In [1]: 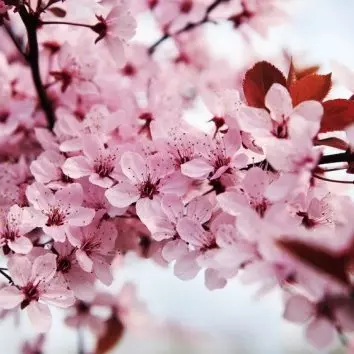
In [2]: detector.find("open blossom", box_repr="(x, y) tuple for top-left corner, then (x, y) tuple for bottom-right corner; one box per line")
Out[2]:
(238, 83), (323, 144)
(62, 134), (121, 188)
(181, 129), (248, 180)
(284, 293), (354, 349)
(69, 217), (118, 285)
(105, 151), (188, 210)
(0, 205), (35, 254)
(92, 1), (137, 67)
(0, 254), (74, 332)
(54, 241), (96, 301)
(26, 182), (95, 242)
(50, 42), (97, 93)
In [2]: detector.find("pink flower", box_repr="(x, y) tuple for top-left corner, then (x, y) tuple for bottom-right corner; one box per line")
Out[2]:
(238, 83), (323, 144)
(62, 135), (121, 188)
(284, 293), (354, 349)
(30, 150), (69, 188)
(69, 218), (118, 285)
(92, 1), (137, 67)
(0, 254), (74, 332)
(26, 182), (95, 242)
(51, 42), (97, 93)
(54, 241), (95, 301)
(0, 205), (35, 255)
(181, 129), (248, 180)
(105, 151), (188, 210)
(65, 299), (106, 335)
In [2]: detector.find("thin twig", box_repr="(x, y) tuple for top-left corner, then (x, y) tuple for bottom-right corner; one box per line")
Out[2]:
(148, 0), (228, 54)
(0, 269), (14, 285)
(313, 174), (354, 184)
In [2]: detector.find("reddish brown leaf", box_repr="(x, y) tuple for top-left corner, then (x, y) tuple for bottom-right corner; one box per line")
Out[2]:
(243, 61), (286, 109)
(95, 316), (125, 354)
(48, 7), (67, 18)
(295, 65), (320, 80)
(289, 73), (332, 106)
(320, 99), (354, 133)
(314, 137), (349, 151)
(287, 60), (296, 88)
(278, 239), (350, 285)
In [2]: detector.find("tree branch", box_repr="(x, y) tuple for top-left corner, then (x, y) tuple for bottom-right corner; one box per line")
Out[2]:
(148, 0), (227, 54)
(18, 6), (56, 130)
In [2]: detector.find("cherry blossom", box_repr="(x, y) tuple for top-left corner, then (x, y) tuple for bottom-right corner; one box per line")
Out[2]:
(92, 1), (137, 67)
(0, 205), (35, 255)
(26, 182), (95, 242)
(0, 254), (74, 332)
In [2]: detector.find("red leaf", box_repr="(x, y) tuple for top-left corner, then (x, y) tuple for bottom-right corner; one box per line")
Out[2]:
(48, 7), (67, 18)
(295, 65), (320, 80)
(95, 316), (125, 354)
(286, 60), (296, 88)
(320, 99), (354, 133)
(277, 239), (350, 286)
(289, 73), (332, 106)
(243, 61), (286, 109)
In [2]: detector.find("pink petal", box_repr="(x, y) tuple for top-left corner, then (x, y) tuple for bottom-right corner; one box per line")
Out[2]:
(66, 207), (95, 227)
(8, 236), (33, 254)
(105, 37), (126, 68)
(27, 302), (52, 333)
(162, 239), (189, 262)
(55, 183), (84, 206)
(176, 217), (210, 248)
(174, 252), (201, 280)
(31, 254), (57, 284)
(0, 286), (23, 309)
(76, 249), (93, 272)
(204, 268), (227, 290)
(237, 106), (272, 132)
(120, 151), (146, 184)
(93, 258), (113, 286)
(161, 195), (184, 223)
(223, 128), (241, 157)
(283, 295), (314, 324)
(62, 156), (92, 179)
(181, 158), (213, 179)
(89, 174), (114, 188)
(305, 317), (335, 349)
(105, 181), (140, 208)
(216, 191), (249, 216)
(186, 196), (213, 224)
(8, 256), (31, 286)
(82, 134), (104, 161)
(293, 100), (323, 123)
(265, 83), (293, 122)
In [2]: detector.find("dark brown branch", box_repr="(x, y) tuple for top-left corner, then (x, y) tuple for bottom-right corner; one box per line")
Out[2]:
(0, 269), (14, 285)
(148, 0), (227, 54)
(18, 6), (56, 129)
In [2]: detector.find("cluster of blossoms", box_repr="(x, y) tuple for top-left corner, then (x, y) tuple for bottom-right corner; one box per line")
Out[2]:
(1, 0), (354, 352)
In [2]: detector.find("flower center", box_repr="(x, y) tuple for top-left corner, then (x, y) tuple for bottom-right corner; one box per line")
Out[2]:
(94, 157), (115, 178)
(180, 0), (193, 13)
(272, 120), (288, 139)
(139, 177), (160, 199)
(122, 63), (136, 76)
(1, 224), (18, 241)
(46, 207), (65, 226)
(57, 257), (72, 273)
(21, 283), (39, 309)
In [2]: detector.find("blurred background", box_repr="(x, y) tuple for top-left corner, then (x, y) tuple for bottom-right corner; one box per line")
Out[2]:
(1, 0), (354, 353)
